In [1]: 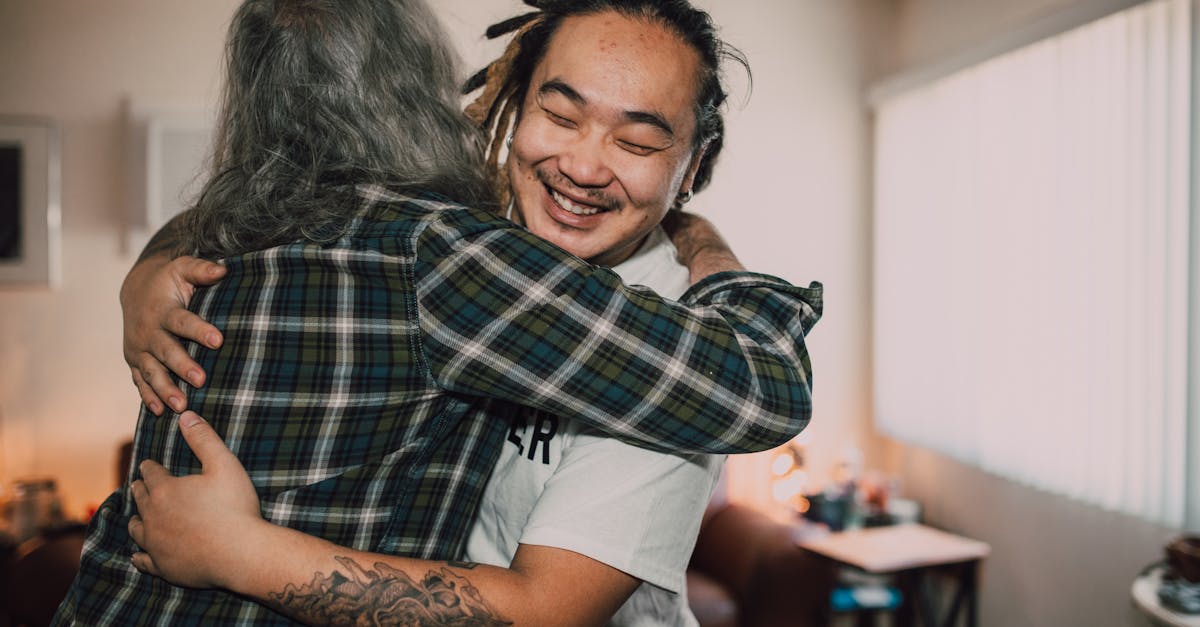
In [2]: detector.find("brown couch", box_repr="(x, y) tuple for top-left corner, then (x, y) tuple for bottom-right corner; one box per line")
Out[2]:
(687, 503), (836, 627)
(0, 523), (86, 627)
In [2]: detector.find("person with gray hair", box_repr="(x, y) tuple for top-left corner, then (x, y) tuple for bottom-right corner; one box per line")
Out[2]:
(57, 0), (821, 625)
(176, 0), (492, 259)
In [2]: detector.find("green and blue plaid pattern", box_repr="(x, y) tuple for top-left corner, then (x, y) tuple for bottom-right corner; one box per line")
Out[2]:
(57, 187), (821, 625)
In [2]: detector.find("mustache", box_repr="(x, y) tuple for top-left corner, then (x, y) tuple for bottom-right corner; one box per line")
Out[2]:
(534, 167), (622, 212)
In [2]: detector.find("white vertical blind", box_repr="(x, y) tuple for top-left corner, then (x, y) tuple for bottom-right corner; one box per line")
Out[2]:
(873, 0), (1190, 527)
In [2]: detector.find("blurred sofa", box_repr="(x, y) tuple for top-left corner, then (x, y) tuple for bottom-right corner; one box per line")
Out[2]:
(687, 503), (835, 627)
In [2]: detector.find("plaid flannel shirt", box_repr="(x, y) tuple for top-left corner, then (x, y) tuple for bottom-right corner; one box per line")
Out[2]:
(57, 186), (822, 625)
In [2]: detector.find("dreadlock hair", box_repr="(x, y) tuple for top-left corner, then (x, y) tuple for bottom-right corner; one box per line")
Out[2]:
(182, 0), (493, 258)
(463, 0), (750, 209)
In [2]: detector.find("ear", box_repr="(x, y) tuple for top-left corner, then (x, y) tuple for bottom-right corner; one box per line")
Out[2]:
(677, 140), (710, 197)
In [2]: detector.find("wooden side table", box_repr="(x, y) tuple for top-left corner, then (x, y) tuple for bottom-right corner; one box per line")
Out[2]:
(798, 523), (991, 627)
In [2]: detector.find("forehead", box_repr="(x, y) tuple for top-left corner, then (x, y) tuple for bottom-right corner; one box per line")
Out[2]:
(534, 12), (702, 133)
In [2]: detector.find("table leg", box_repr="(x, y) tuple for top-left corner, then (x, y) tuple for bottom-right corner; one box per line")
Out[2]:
(895, 570), (918, 627)
(935, 560), (980, 627)
(965, 561), (978, 627)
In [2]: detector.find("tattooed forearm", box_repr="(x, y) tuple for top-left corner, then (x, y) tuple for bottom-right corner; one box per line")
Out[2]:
(136, 212), (187, 263)
(266, 556), (512, 627)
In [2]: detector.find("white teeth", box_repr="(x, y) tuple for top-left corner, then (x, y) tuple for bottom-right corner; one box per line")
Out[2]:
(551, 189), (600, 216)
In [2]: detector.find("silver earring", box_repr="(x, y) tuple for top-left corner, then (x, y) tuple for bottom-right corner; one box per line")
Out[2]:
(505, 134), (513, 149)
(676, 189), (693, 205)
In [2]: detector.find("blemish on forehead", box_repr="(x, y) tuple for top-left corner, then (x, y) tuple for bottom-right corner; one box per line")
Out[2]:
(592, 16), (668, 52)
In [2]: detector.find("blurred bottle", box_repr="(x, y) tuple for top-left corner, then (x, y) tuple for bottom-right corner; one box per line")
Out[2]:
(5, 477), (64, 542)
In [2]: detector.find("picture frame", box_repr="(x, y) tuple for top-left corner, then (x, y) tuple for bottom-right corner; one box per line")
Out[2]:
(122, 102), (213, 253)
(0, 118), (61, 288)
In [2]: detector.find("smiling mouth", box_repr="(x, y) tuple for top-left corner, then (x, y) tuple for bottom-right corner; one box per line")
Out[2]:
(548, 187), (606, 216)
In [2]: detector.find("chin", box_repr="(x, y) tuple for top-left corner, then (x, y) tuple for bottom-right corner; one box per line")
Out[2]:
(549, 238), (599, 261)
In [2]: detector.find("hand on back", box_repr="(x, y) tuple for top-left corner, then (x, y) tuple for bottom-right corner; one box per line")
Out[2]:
(122, 255), (226, 414)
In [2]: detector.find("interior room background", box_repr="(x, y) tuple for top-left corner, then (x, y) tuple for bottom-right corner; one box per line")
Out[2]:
(0, 1), (1189, 625)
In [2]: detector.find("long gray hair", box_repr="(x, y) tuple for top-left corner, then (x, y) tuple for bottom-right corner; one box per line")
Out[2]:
(182, 0), (493, 258)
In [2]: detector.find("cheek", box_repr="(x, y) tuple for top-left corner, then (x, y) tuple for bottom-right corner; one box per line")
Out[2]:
(510, 118), (564, 169)
(617, 158), (686, 209)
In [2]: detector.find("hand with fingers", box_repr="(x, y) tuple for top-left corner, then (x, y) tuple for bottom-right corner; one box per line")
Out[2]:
(128, 411), (265, 589)
(121, 255), (226, 415)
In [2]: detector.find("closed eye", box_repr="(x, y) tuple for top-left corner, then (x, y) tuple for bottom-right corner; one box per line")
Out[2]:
(544, 108), (577, 129)
(617, 141), (657, 156)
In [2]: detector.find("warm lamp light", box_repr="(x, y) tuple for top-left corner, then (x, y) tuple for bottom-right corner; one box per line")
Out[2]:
(769, 441), (809, 515)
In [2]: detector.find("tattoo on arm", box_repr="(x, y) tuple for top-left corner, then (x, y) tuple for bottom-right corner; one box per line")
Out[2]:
(136, 212), (187, 263)
(267, 556), (512, 626)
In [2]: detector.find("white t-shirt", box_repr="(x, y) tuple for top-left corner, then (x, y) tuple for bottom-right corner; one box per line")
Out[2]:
(465, 226), (725, 627)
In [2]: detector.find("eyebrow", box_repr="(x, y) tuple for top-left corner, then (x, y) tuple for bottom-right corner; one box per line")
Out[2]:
(539, 79), (676, 139)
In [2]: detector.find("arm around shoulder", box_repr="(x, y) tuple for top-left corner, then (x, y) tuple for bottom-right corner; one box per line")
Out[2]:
(413, 208), (824, 455)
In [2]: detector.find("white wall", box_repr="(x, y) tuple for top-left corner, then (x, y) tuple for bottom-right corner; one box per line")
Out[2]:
(676, 0), (879, 508)
(0, 0), (239, 518)
(0, 0), (877, 526)
(874, 0), (1183, 624)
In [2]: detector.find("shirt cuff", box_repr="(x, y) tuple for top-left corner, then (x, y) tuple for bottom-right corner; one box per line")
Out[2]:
(680, 271), (824, 308)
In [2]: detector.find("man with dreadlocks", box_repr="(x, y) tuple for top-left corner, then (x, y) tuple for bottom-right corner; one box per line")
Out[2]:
(116, 1), (821, 625)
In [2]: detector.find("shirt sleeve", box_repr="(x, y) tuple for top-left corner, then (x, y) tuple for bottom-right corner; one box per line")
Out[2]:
(413, 205), (824, 454)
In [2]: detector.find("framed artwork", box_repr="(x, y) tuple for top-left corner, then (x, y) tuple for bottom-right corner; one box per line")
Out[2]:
(0, 118), (61, 288)
(122, 103), (213, 253)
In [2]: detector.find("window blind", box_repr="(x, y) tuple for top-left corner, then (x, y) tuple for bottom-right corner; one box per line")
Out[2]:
(872, 0), (1191, 527)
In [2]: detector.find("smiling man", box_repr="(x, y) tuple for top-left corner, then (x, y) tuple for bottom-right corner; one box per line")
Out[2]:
(504, 13), (705, 267)
(95, 1), (823, 626)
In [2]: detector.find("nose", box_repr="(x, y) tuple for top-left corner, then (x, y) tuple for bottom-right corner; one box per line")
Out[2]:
(557, 132), (614, 189)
